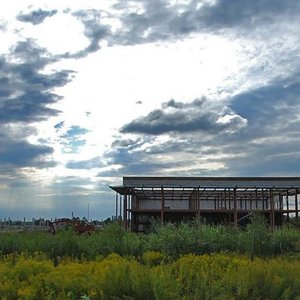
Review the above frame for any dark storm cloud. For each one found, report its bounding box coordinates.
[0,38,74,173]
[61,0,300,60]
[96,136,159,176]
[100,132,236,177]
[164,0,300,36]
[74,0,299,49]
[72,1,172,50]
[0,127,54,168]
[169,77,300,176]
[121,98,247,135]
[198,130,300,177]
[197,0,299,29]
[231,79,300,125]
[111,137,144,151]
[17,9,57,25]
[214,77,300,175]
[0,39,74,123]
[115,0,173,44]
[222,143,300,177]
[0,139,53,167]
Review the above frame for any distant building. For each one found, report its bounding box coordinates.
[110,176,300,232]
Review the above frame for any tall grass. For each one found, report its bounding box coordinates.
[0,253,299,299]
[144,215,300,259]
[0,223,144,260]
[0,216,299,261]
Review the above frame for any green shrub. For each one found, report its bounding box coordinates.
[142,251,164,266]
[0,220,300,261]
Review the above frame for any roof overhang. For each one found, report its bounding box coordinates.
[110,176,300,196]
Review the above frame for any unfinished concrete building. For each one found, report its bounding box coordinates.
[110,177,300,232]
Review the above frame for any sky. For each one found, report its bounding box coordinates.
[1,0,300,220]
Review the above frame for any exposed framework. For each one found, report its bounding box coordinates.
[110,177,300,232]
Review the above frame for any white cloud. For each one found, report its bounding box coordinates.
[21,13,89,55]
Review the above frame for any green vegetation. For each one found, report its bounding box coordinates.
[3,215,299,260]
[0,215,299,299]
[0,253,300,299]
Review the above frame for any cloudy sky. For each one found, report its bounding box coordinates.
[1,0,300,220]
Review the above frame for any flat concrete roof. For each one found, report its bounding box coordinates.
[110,176,300,196]
[124,176,300,188]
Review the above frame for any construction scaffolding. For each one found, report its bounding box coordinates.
[110,177,300,232]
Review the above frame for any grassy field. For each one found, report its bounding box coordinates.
[1,215,299,260]
[0,253,300,299]
[0,215,299,299]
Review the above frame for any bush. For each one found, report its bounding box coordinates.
[244,213,272,258]
[0,223,144,261]
[142,251,164,266]
[0,220,300,261]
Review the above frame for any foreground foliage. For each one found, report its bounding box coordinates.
[0,253,299,300]
[0,217,299,299]
[1,216,299,260]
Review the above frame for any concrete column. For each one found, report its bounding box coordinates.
[270,188,275,230]
[161,187,164,224]
[286,190,289,220]
[295,189,298,219]
[234,188,238,228]
[123,195,128,230]
[115,193,118,220]
[197,188,200,221]
[119,194,122,220]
